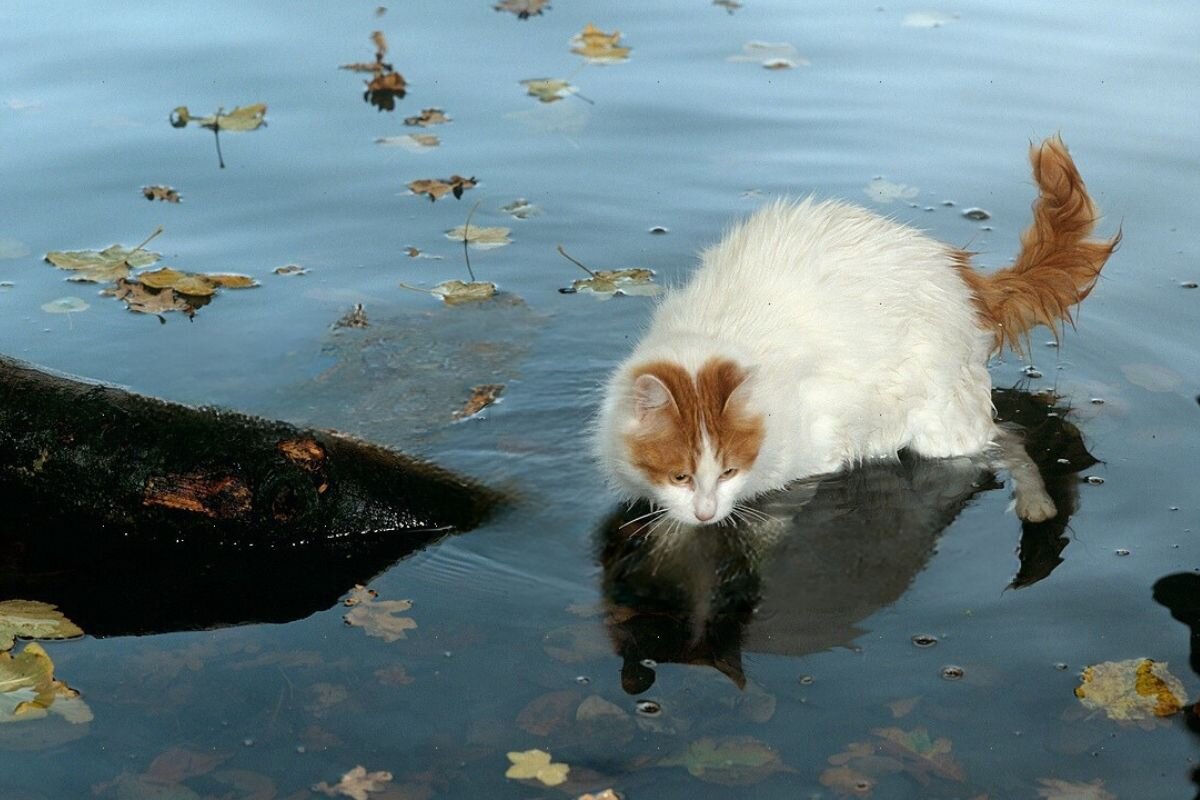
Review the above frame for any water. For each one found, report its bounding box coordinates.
[2,1,1199,797]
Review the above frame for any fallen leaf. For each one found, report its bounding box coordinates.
[561,268,660,299]
[371,30,388,58]
[138,267,257,296]
[403,247,443,260]
[1120,363,1183,393]
[333,303,370,329]
[0,237,30,259]
[431,280,498,305]
[495,0,551,18]
[314,765,394,800]
[171,103,268,132]
[142,185,181,203]
[500,198,539,219]
[0,601,84,652]
[376,134,439,149]
[444,224,511,249]
[343,585,417,642]
[887,697,920,719]
[820,765,877,796]
[864,178,919,203]
[659,736,787,786]
[40,297,90,314]
[1074,658,1188,721]
[44,242,161,283]
[521,78,577,103]
[274,263,308,276]
[455,384,504,420]
[1035,777,1116,800]
[367,71,407,94]
[871,727,965,784]
[144,747,228,784]
[570,23,631,63]
[0,643,56,717]
[516,690,578,736]
[505,749,570,786]
[375,664,415,686]
[404,108,450,127]
[409,175,477,202]
[577,792,620,800]
[105,277,200,318]
[713,0,742,12]
[728,41,809,68]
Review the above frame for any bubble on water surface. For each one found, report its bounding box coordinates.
[940,665,964,681]
[1085,475,1105,485]
[911,634,938,648]
[635,699,661,716]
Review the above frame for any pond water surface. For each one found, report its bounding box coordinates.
[2,1,1199,798]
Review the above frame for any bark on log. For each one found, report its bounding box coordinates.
[0,355,501,635]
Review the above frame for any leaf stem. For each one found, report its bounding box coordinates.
[123,226,165,267]
[556,244,596,277]
[462,200,481,282]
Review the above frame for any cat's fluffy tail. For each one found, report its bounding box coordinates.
[956,136,1121,354]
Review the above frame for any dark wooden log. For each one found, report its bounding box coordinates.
[0,355,501,635]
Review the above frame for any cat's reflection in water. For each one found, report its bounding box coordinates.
[596,387,1095,692]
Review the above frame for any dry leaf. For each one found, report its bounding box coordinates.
[404,108,450,126]
[367,71,407,94]
[1035,777,1116,800]
[409,175,477,201]
[1074,658,1188,721]
[455,384,504,420]
[577,792,620,800]
[431,280,497,305]
[371,30,388,58]
[138,267,257,296]
[500,198,538,219]
[142,185,181,203]
[314,765,394,800]
[343,585,417,642]
[376,134,439,149]
[713,0,742,12]
[403,247,442,260]
[274,264,308,276]
[561,268,660,299]
[570,23,631,63]
[521,78,577,103]
[505,749,570,786]
[0,643,56,717]
[495,0,551,19]
[334,303,369,329]
[0,601,84,652]
[106,277,199,318]
[871,727,965,784]
[171,103,268,132]
[45,242,161,283]
[444,224,511,249]
[887,697,920,719]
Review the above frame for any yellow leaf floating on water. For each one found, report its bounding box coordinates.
[454,384,504,420]
[0,642,90,724]
[505,749,570,786]
[313,765,394,800]
[444,225,511,249]
[137,267,257,296]
[1074,658,1188,721]
[521,78,577,103]
[0,600,84,652]
[44,242,162,283]
[1035,777,1116,800]
[570,23,631,63]
[142,185,181,203]
[170,103,268,132]
[409,175,477,201]
[494,0,551,19]
[404,108,450,127]
[563,269,661,299]
[342,584,417,642]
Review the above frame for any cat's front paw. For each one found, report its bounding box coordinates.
[1015,492,1057,522]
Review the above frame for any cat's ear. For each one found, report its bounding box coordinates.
[632,373,674,421]
[721,365,756,415]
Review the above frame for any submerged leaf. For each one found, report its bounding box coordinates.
[0,601,84,652]
[1035,777,1116,800]
[40,297,90,314]
[1074,658,1189,721]
[500,198,539,219]
[521,78,577,103]
[505,749,570,786]
[570,23,631,63]
[314,765,394,800]
[409,175,477,202]
[333,303,369,329]
[343,584,417,642]
[871,727,965,784]
[444,224,511,249]
[660,736,786,786]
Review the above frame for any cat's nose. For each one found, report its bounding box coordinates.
[694,497,717,522]
[695,509,715,522]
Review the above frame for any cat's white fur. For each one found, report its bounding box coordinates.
[597,198,1042,525]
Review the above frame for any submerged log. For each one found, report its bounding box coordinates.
[0,355,501,634]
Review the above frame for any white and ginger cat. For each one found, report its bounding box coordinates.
[597,137,1119,527]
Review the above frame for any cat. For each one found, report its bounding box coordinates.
[596,136,1119,528]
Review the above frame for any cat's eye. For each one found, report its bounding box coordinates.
[670,473,692,485]
[720,467,739,480]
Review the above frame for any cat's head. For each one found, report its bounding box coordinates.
[614,358,764,526]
